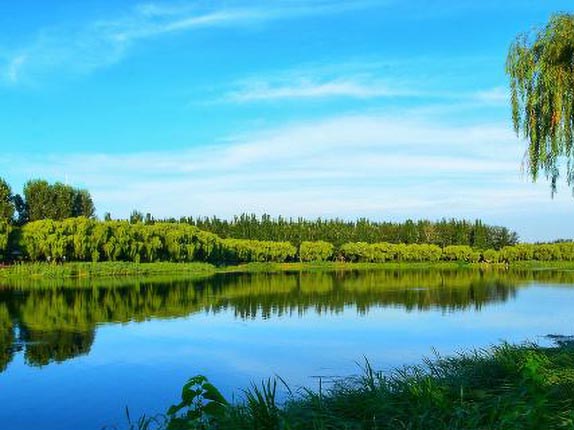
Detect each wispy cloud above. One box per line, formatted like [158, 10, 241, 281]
[219, 59, 509, 104]
[471, 86, 508, 105]
[5, 54, 27, 84]
[225, 77, 418, 102]
[0, 1, 386, 85]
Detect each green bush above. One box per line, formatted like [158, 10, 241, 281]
[533, 244, 562, 261]
[340, 242, 375, 262]
[221, 239, 296, 263]
[557, 242, 574, 261]
[400, 244, 442, 262]
[340, 243, 443, 263]
[18, 219, 223, 263]
[482, 249, 500, 263]
[441, 245, 474, 262]
[299, 241, 334, 262]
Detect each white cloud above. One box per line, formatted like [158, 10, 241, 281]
[226, 78, 418, 102]
[0, 1, 386, 84]
[472, 86, 508, 105]
[219, 60, 510, 105]
[5, 54, 27, 83]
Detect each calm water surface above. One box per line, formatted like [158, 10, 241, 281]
[1, 269, 573, 430]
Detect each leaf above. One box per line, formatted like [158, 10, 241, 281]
[202, 382, 229, 405]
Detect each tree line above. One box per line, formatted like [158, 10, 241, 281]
[5, 217, 574, 264]
[0, 177, 521, 261]
[159, 214, 519, 249]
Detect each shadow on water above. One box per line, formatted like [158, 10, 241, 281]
[0, 268, 573, 372]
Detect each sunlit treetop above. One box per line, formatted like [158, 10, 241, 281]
[506, 13, 574, 194]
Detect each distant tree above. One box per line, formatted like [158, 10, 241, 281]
[506, 13, 574, 193]
[401, 219, 418, 244]
[23, 180, 52, 221]
[145, 212, 154, 225]
[103, 212, 112, 222]
[470, 220, 489, 249]
[130, 210, 144, 224]
[12, 194, 28, 225]
[73, 189, 95, 219]
[0, 178, 14, 222]
[23, 179, 95, 221]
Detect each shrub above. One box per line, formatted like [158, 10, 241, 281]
[221, 239, 296, 263]
[442, 245, 474, 262]
[482, 249, 500, 263]
[299, 241, 334, 262]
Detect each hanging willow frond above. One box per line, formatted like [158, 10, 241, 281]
[506, 13, 574, 195]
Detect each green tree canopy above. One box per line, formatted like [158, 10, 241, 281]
[23, 179, 95, 221]
[0, 178, 14, 221]
[506, 13, 574, 193]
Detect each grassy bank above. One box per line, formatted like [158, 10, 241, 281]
[504, 260, 574, 270]
[217, 261, 476, 273]
[124, 341, 574, 430]
[4, 260, 574, 283]
[0, 261, 216, 280]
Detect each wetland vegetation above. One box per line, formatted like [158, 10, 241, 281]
[133, 341, 574, 430]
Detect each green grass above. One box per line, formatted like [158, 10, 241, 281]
[0, 261, 216, 280]
[218, 261, 477, 273]
[3, 260, 574, 284]
[504, 261, 574, 270]
[126, 341, 574, 430]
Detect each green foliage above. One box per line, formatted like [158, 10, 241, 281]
[340, 243, 449, 263]
[0, 178, 14, 222]
[133, 342, 574, 430]
[181, 214, 518, 249]
[442, 245, 475, 262]
[507, 13, 574, 193]
[241, 378, 282, 430]
[221, 239, 297, 263]
[5, 217, 574, 266]
[18, 219, 223, 263]
[166, 375, 228, 430]
[23, 179, 95, 222]
[533, 244, 562, 261]
[299, 241, 334, 262]
[482, 249, 500, 263]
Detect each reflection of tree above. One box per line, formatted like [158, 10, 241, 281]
[0, 304, 14, 371]
[0, 269, 573, 372]
[20, 328, 94, 366]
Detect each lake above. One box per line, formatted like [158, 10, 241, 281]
[1, 269, 573, 430]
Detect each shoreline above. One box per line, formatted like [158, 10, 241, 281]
[129, 341, 574, 430]
[2, 260, 574, 282]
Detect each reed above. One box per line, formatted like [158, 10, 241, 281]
[124, 341, 574, 430]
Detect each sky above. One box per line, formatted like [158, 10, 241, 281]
[0, 0, 573, 242]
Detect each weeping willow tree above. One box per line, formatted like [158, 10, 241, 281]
[506, 14, 574, 194]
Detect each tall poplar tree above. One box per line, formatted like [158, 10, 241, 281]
[0, 178, 14, 221]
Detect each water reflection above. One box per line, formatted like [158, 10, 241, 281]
[0, 269, 572, 372]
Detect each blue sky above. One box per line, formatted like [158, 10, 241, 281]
[0, 0, 573, 241]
